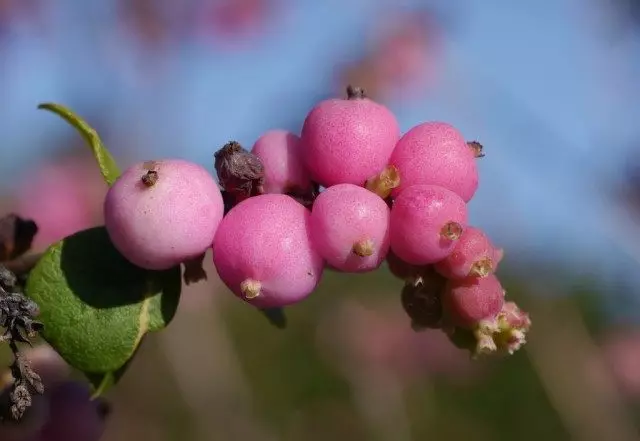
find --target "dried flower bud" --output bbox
[0,215,38,262]
[214,141,265,208]
[286,181,320,210]
[401,267,446,330]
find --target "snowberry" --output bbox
[309,183,390,273]
[435,226,498,279]
[389,122,480,202]
[300,86,400,187]
[251,129,312,194]
[38,382,107,441]
[442,274,504,329]
[212,194,324,308]
[389,184,468,265]
[104,159,224,270]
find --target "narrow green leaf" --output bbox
[24,227,181,377]
[37,103,121,186]
[85,356,132,398]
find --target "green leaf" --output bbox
[24,227,181,385]
[85,354,135,398]
[37,103,121,186]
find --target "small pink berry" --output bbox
[251,129,312,194]
[300,85,400,187]
[309,184,390,273]
[389,184,468,265]
[212,194,324,308]
[389,122,479,202]
[435,226,498,279]
[104,159,224,270]
[442,274,505,329]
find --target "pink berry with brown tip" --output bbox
[300,85,400,187]
[212,194,324,308]
[442,274,505,329]
[310,183,390,273]
[104,159,224,270]
[389,184,468,265]
[435,226,498,279]
[251,129,312,194]
[389,122,479,202]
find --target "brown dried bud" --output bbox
[286,182,320,210]
[0,215,38,262]
[467,141,485,158]
[401,267,446,330]
[346,85,367,100]
[214,141,265,208]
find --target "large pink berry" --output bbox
[442,274,505,328]
[389,184,468,265]
[435,226,498,279]
[212,194,324,308]
[310,184,390,273]
[300,86,400,187]
[389,122,479,202]
[104,159,224,270]
[251,129,311,194]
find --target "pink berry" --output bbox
[435,226,498,279]
[16,158,105,250]
[442,274,505,328]
[309,184,390,273]
[212,194,324,308]
[38,382,106,441]
[389,122,479,202]
[104,159,224,270]
[389,184,468,265]
[251,129,312,194]
[300,86,400,187]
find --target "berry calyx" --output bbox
[346,84,367,99]
[467,141,485,158]
[469,257,493,277]
[140,170,158,187]
[240,279,262,299]
[440,221,463,240]
[352,239,374,257]
[365,165,400,199]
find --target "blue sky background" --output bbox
[2,0,640,315]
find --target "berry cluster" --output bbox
[103,85,530,357]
